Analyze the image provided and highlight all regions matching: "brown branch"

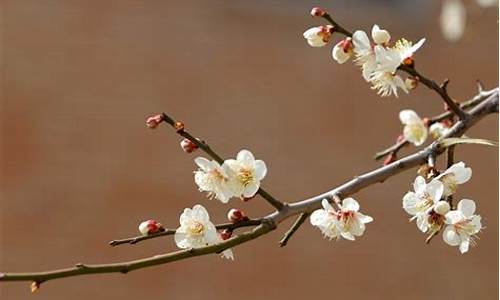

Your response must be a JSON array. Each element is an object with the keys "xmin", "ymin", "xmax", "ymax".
[
  {"xmin": 160, "ymin": 113, "xmax": 285, "ymax": 210},
  {"xmin": 278, "ymin": 212, "xmax": 309, "ymax": 247},
  {"xmin": 109, "ymin": 219, "xmax": 262, "ymax": 246},
  {"xmin": 2, "ymin": 89, "xmax": 496, "ymax": 286},
  {"xmin": 374, "ymin": 88, "xmax": 496, "ymax": 160}
]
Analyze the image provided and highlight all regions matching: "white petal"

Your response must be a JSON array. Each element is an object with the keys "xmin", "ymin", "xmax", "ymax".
[
  {"xmin": 352, "ymin": 30, "xmax": 371, "ymax": 53},
  {"xmin": 410, "ymin": 38, "xmax": 426, "ymax": 54},
  {"xmin": 236, "ymin": 149, "xmax": 255, "ymax": 165},
  {"xmin": 358, "ymin": 213, "xmax": 373, "ymax": 224},
  {"xmin": 471, "ymin": 215, "xmax": 482, "ymax": 232},
  {"xmin": 310, "ymin": 209, "xmax": 329, "ymax": 226},
  {"xmin": 342, "ymin": 198, "xmax": 360, "ymax": 212},
  {"xmin": 192, "ymin": 204, "xmax": 210, "ymax": 223},
  {"xmin": 445, "ymin": 210, "xmax": 464, "ymax": 224},
  {"xmin": 174, "ymin": 230, "xmax": 190, "ymax": 249},
  {"xmin": 449, "ymin": 162, "xmax": 472, "ymax": 184},
  {"xmin": 442, "ymin": 226, "xmax": 461, "ymax": 246},
  {"xmin": 321, "ymin": 199, "xmax": 335, "ymax": 212},
  {"xmin": 194, "ymin": 157, "xmax": 213, "ymax": 171},
  {"xmin": 459, "ymin": 236, "xmax": 470, "ymax": 253},
  {"xmin": 457, "ymin": 199, "xmax": 476, "ymax": 217},
  {"xmin": 440, "ymin": 0, "xmax": 466, "ymax": 42},
  {"xmin": 254, "ymin": 160, "xmax": 267, "ymax": 180},
  {"xmin": 179, "ymin": 208, "xmax": 193, "ymax": 226},
  {"xmin": 243, "ymin": 182, "xmax": 260, "ymax": 198},
  {"xmin": 399, "ymin": 110, "xmax": 421, "ymax": 125},
  {"xmin": 402, "ymin": 192, "xmax": 419, "ymax": 215},
  {"xmin": 221, "ymin": 249, "xmax": 234, "ymax": 260},
  {"xmin": 204, "ymin": 223, "xmax": 218, "ymax": 245},
  {"xmin": 303, "ymin": 27, "xmax": 320, "ymax": 38},
  {"xmin": 416, "ymin": 214, "xmax": 429, "ymax": 233},
  {"xmin": 413, "ymin": 176, "xmax": 427, "ymax": 195},
  {"xmin": 427, "ymin": 179, "xmax": 444, "ymax": 202},
  {"xmin": 341, "ymin": 231, "xmax": 356, "ymax": 241}
]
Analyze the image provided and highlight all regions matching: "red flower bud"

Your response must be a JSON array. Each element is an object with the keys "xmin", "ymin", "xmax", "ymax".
[
  {"xmin": 383, "ymin": 152, "xmax": 397, "ymax": 166},
  {"xmin": 180, "ymin": 138, "xmax": 199, "ymax": 153},
  {"xmin": 145, "ymin": 114, "xmax": 164, "ymax": 129},
  {"xmin": 442, "ymin": 119, "xmax": 453, "ymax": 127},
  {"xmin": 396, "ymin": 134, "xmax": 405, "ymax": 143},
  {"xmin": 220, "ymin": 229, "xmax": 233, "ymax": 240},
  {"xmin": 138, "ymin": 219, "xmax": 164, "ymax": 236},
  {"xmin": 227, "ymin": 208, "xmax": 248, "ymax": 223},
  {"xmin": 310, "ymin": 7, "xmax": 327, "ymax": 17}
]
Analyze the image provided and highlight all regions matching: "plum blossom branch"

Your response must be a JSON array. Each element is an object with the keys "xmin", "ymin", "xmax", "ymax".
[
  {"xmin": 109, "ymin": 219, "xmax": 262, "ymax": 246},
  {"xmin": 159, "ymin": 112, "xmax": 285, "ymax": 210},
  {"xmin": 373, "ymin": 88, "xmax": 497, "ymax": 161},
  {"xmin": 1, "ymin": 88, "xmax": 496, "ymax": 286},
  {"xmin": 278, "ymin": 212, "xmax": 309, "ymax": 247}
]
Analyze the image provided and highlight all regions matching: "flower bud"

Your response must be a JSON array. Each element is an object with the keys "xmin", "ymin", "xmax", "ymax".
[
  {"xmin": 332, "ymin": 38, "xmax": 354, "ymax": 64},
  {"xmin": 434, "ymin": 201, "xmax": 451, "ymax": 215},
  {"xmin": 227, "ymin": 208, "xmax": 248, "ymax": 223},
  {"xmin": 180, "ymin": 138, "xmax": 198, "ymax": 153},
  {"xmin": 396, "ymin": 134, "xmax": 405, "ymax": 143},
  {"xmin": 220, "ymin": 229, "xmax": 233, "ymax": 240},
  {"xmin": 31, "ymin": 282, "xmax": 40, "ymax": 293},
  {"xmin": 303, "ymin": 25, "xmax": 334, "ymax": 47},
  {"xmin": 383, "ymin": 152, "xmax": 397, "ymax": 166},
  {"xmin": 138, "ymin": 219, "xmax": 164, "ymax": 236},
  {"xmin": 405, "ymin": 77, "xmax": 418, "ymax": 90},
  {"xmin": 371, "ymin": 25, "xmax": 390, "ymax": 45},
  {"xmin": 174, "ymin": 121, "xmax": 185, "ymax": 133},
  {"xmin": 146, "ymin": 114, "xmax": 164, "ymax": 129},
  {"xmin": 310, "ymin": 7, "xmax": 327, "ymax": 17}
]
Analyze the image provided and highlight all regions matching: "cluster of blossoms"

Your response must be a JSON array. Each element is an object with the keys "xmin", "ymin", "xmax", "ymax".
[
  {"xmin": 193, "ymin": 149, "xmax": 267, "ymax": 202},
  {"xmin": 304, "ymin": 18, "xmax": 425, "ymax": 97},
  {"xmin": 402, "ymin": 162, "xmax": 482, "ymax": 253},
  {"xmin": 399, "ymin": 109, "xmax": 453, "ymax": 146},
  {"xmin": 310, "ymin": 198, "xmax": 373, "ymax": 242}
]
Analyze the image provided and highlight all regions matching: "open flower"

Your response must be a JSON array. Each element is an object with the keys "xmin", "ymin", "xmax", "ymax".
[
  {"xmin": 393, "ymin": 38, "xmax": 426, "ymax": 64},
  {"xmin": 435, "ymin": 161, "xmax": 472, "ymax": 196},
  {"xmin": 310, "ymin": 199, "xmax": 342, "ymax": 240},
  {"xmin": 175, "ymin": 205, "xmax": 218, "ymax": 248},
  {"xmin": 370, "ymin": 71, "xmax": 408, "ymax": 97},
  {"xmin": 443, "ymin": 199, "xmax": 482, "ymax": 253},
  {"xmin": 310, "ymin": 198, "xmax": 373, "ymax": 241},
  {"xmin": 303, "ymin": 25, "xmax": 333, "ymax": 47},
  {"xmin": 194, "ymin": 157, "xmax": 235, "ymax": 203},
  {"xmin": 336, "ymin": 198, "xmax": 374, "ymax": 240},
  {"xmin": 402, "ymin": 176, "xmax": 444, "ymax": 226},
  {"xmin": 399, "ymin": 110, "xmax": 428, "ymax": 146},
  {"xmin": 223, "ymin": 150, "xmax": 267, "ymax": 199}
]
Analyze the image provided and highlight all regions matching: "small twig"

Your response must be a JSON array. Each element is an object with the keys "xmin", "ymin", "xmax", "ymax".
[
  {"xmin": 279, "ymin": 213, "xmax": 309, "ymax": 247},
  {"xmin": 374, "ymin": 89, "xmax": 495, "ymax": 161},
  {"xmin": 322, "ymin": 14, "xmax": 352, "ymax": 36},
  {"xmin": 160, "ymin": 113, "xmax": 285, "ymax": 210},
  {"xmin": 109, "ymin": 219, "xmax": 263, "ymax": 246},
  {"xmin": 425, "ymin": 230, "xmax": 439, "ymax": 244}
]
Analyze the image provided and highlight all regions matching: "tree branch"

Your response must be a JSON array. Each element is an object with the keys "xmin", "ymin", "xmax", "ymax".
[
  {"xmin": 1, "ymin": 89, "xmax": 496, "ymax": 287},
  {"xmin": 160, "ymin": 113, "xmax": 285, "ymax": 210},
  {"xmin": 278, "ymin": 212, "xmax": 309, "ymax": 247},
  {"xmin": 109, "ymin": 219, "xmax": 262, "ymax": 246}
]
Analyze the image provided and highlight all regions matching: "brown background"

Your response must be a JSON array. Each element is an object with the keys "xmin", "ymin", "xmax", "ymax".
[{"xmin": 1, "ymin": 1, "xmax": 498, "ymax": 299}]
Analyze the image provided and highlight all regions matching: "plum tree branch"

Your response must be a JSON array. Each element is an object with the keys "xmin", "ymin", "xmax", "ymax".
[
  {"xmin": 160, "ymin": 113, "xmax": 285, "ymax": 210},
  {"xmin": 1, "ymin": 88, "xmax": 496, "ymax": 287}
]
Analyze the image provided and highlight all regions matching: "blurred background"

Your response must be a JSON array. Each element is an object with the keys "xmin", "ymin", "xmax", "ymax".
[{"xmin": 1, "ymin": 0, "xmax": 498, "ymax": 299}]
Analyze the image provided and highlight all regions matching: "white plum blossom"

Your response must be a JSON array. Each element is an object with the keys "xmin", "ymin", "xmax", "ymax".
[
  {"xmin": 443, "ymin": 199, "xmax": 482, "ymax": 253},
  {"xmin": 370, "ymin": 71, "xmax": 408, "ymax": 97},
  {"xmin": 393, "ymin": 38, "xmax": 426, "ymax": 64},
  {"xmin": 310, "ymin": 198, "xmax": 373, "ymax": 241},
  {"xmin": 399, "ymin": 110, "xmax": 428, "ymax": 146},
  {"xmin": 303, "ymin": 25, "xmax": 333, "ymax": 47},
  {"xmin": 402, "ymin": 176, "xmax": 444, "ymax": 230},
  {"xmin": 310, "ymin": 199, "xmax": 342, "ymax": 240},
  {"xmin": 223, "ymin": 150, "xmax": 267, "ymax": 199},
  {"xmin": 332, "ymin": 38, "xmax": 354, "ymax": 64},
  {"xmin": 174, "ymin": 204, "xmax": 234, "ymax": 260},
  {"xmin": 194, "ymin": 157, "xmax": 235, "ymax": 203},
  {"xmin": 429, "ymin": 122, "xmax": 451, "ymax": 139},
  {"xmin": 436, "ymin": 162, "xmax": 472, "ymax": 196}
]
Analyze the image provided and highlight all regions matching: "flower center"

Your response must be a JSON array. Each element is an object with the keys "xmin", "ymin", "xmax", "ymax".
[
  {"xmin": 415, "ymin": 196, "xmax": 433, "ymax": 213},
  {"xmin": 337, "ymin": 211, "xmax": 355, "ymax": 231},
  {"xmin": 408, "ymin": 123, "xmax": 425, "ymax": 141},
  {"xmin": 455, "ymin": 220, "xmax": 476, "ymax": 236},
  {"xmin": 441, "ymin": 174, "xmax": 457, "ymax": 193},
  {"xmin": 187, "ymin": 221, "xmax": 205, "ymax": 237},
  {"xmin": 238, "ymin": 168, "xmax": 254, "ymax": 187},
  {"xmin": 209, "ymin": 169, "xmax": 226, "ymax": 182}
]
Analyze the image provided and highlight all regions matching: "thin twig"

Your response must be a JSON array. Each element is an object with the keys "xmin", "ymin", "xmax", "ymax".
[
  {"xmin": 1, "ymin": 89, "xmax": 495, "ymax": 286},
  {"xmin": 279, "ymin": 213, "xmax": 309, "ymax": 247},
  {"xmin": 160, "ymin": 113, "xmax": 285, "ymax": 210},
  {"xmin": 374, "ymin": 89, "xmax": 495, "ymax": 161},
  {"xmin": 109, "ymin": 219, "xmax": 262, "ymax": 246}
]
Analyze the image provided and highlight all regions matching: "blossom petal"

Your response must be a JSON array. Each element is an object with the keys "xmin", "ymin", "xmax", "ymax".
[
  {"xmin": 194, "ymin": 157, "xmax": 213, "ymax": 171},
  {"xmin": 192, "ymin": 204, "xmax": 210, "ymax": 223},
  {"xmin": 399, "ymin": 110, "xmax": 421, "ymax": 125},
  {"xmin": 254, "ymin": 160, "xmax": 267, "ymax": 180},
  {"xmin": 174, "ymin": 230, "xmax": 189, "ymax": 249},
  {"xmin": 445, "ymin": 210, "xmax": 464, "ymax": 224},
  {"xmin": 243, "ymin": 182, "xmax": 260, "ymax": 198},
  {"xmin": 310, "ymin": 209, "xmax": 329, "ymax": 226},
  {"xmin": 342, "ymin": 198, "xmax": 360, "ymax": 212},
  {"xmin": 442, "ymin": 225, "xmax": 461, "ymax": 246},
  {"xmin": 449, "ymin": 162, "xmax": 472, "ymax": 184},
  {"xmin": 459, "ymin": 235, "xmax": 470, "ymax": 254},
  {"xmin": 341, "ymin": 231, "xmax": 356, "ymax": 241},
  {"xmin": 427, "ymin": 179, "xmax": 444, "ymax": 203},
  {"xmin": 321, "ymin": 199, "xmax": 335, "ymax": 212},
  {"xmin": 352, "ymin": 30, "xmax": 371, "ymax": 53},
  {"xmin": 358, "ymin": 213, "xmax": 373, "ymax": 224},
  {"xmin": 416, "ymin": 213, "xmax": 429, "ymax": 233},
  {"xmin": 413, "ymin": 176, "xmax": 427, "ymax": 195},
  {"xmin": 402, "ymin": 192, "xmax": 419, "ymax": 215},
  {"xmin": 457, "ymin": 199, "xmax": 476, "ymax": 218},
  {"xmin": 410, "ymin": 38, "xmax": 426, "ymax": 54},
  {"xmin": 180, "ymin": 208, "xmax": 193, "ymax": 226},
  {"xmin": 237, "ymin": 149, "xmax": 255, "ymax": 166}
]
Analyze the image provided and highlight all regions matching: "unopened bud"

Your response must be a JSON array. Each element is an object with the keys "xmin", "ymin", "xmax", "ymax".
[
  {"xmin": 434, "ymin": 201, "xmax": 451, "ymax": 215},
  {"xmin": 174, "ymin": 121, "xmax": 185, "ymax": 133},
  {"xmin": 310, "ymin": 7, "xmax": 327, "ymax": 17},
  {"xmin": 422, "ymin": 117, "xmax": 430, "ymax": 127},
  {"xmin": 31, "ymin": 282, "xmax": 40, "ymax": 293},
  {"xmin": 372, "ymin": 25, "xmax": 391, "ymax": 45},
  {"xmin": 396, "ymin": 134, "xmax": 405, "ymax": 143},
  {"xmin": 405, "ymin": 77, "xmax": 418, "ymax": 90},
  {"xmin": 227, "ymin": 208, "xmax": 248, "ymax": 223},
  {"xmin": 180, "ymin": 138, "xmax": 198, "ymax": 153},
  {"xmin": 383, "ymin": 152, "xmax": 397, "ymax": 165},
  {"xmin": 138, "ymin": 219, "xmax": 164, "ymax": 236},
  {"xmin": 220, "ymin": 229, "xmax": 233, "ymax": 240},
  {"xmin": 146, "ymin": 114, "xmax": 164, "ymax": 129}
]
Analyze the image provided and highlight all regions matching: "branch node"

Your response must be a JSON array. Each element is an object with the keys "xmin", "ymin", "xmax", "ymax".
[{"xmin": 279, "ymin": 213, "xmax": 309, "ymax": 247}]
